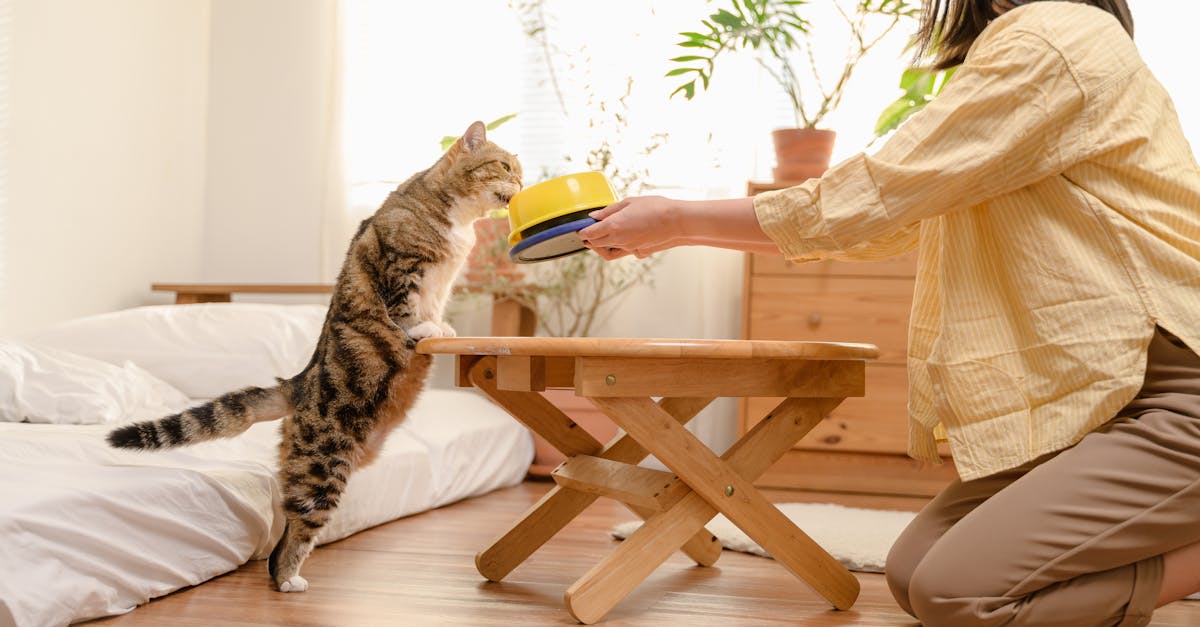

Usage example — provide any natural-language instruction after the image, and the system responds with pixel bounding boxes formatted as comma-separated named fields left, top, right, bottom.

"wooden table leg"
left=469, top=387, right=722, bottom=582
left=469, top=357, right=603, bottom=456
left=565, top=396, right=854, bottom=624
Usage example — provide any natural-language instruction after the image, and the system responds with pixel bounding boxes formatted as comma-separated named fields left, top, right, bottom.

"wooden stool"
left=417, top=337, right=878, bottom=624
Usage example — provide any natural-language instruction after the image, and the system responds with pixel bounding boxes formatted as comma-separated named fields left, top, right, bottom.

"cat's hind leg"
left=268, top=413, right=356, bottom=592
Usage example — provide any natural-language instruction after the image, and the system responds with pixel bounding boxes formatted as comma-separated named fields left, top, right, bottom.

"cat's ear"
left=461, top=121, right=487, bottom=152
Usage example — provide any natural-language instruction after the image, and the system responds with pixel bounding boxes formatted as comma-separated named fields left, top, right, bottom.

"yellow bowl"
left=507, top=172, right=618, bottom=246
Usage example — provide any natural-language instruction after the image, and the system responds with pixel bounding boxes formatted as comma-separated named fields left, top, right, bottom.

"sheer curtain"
left=1136, top=5, right=1200, bottom=149
left=332, top=0, right=917, bottom=452
left=331, top=0, right=919, bottom=289
left=0, top=0, right=9, bottom=333
left=328, top=0, right=525, bottom=278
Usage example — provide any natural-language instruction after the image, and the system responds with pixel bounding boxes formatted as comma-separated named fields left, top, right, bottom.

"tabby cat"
left=107, top=121, right=522, bottom=593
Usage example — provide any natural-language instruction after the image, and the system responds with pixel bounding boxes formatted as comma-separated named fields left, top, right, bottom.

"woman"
left=579, top=1, right=1200, bottom=624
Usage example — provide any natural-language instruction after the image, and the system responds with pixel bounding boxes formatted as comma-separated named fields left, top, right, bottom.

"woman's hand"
left=579, top=195, right=779, bottom=260
left=579, top=196, right=689, bottom=260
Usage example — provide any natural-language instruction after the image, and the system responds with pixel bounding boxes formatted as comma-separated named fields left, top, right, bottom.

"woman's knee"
left=884, top=527, right=925, bottom=617
left=906, top=551, right=1000, bottom=627
left=906, top=559, right=962, bottom=625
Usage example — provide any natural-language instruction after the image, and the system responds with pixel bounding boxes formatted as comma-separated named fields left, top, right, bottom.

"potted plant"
left=874, top=64, right=956, bottom=138
left=668, top=0, right=918, bottom=182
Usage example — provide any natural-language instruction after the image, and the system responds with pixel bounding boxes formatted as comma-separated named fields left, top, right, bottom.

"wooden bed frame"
left=151, top=283, right=535, bottom=337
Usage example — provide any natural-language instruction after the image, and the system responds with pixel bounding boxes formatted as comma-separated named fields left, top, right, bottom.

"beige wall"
left=1, top=0, right=209, bottom=333
left=201, top=0, right=335, bottom=284
left=0, top=0, right=337, bottom=334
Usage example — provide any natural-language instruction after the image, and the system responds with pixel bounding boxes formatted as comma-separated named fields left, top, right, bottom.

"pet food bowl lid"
left=509, top=215, right=598, bottom=264
left=506, top=171, right=617, bottom=246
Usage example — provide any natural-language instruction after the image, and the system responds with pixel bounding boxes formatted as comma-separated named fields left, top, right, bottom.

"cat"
left=106, top=120, right=522, bottom=593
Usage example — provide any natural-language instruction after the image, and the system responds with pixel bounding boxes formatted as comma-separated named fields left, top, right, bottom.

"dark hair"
left=915, top=0, right=1134, bottom=69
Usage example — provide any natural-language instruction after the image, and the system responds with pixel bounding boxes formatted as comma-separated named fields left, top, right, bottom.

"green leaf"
left=485, top=113, right=517, bottom=131
left=711, top=9, right=745, bottom=29
left=669, top=55, right=707, bottom=63
left=671, top=81, right=696, bottom=100
left=664, top=67, right=699, bottom=77
left=874, top=99, right=915, bottom=136
left=874, top=65, right=958, bottom=137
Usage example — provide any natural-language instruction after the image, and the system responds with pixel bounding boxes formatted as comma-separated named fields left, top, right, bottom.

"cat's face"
left=440, top=121, right=523, bottom=225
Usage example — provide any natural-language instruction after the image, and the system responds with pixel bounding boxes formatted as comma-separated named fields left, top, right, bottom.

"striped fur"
left=106, top=384, right=292, bottom=449
left=107, top=121, right=522, bottom=593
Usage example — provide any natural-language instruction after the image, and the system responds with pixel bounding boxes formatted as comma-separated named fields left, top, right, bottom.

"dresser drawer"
left=746, top=275, right=913, bottom=364
left=751, top=251, right=917, bottom=278
left=757, top=450, right=957, bottom=497
left=742, top=363, right=930, bottom=455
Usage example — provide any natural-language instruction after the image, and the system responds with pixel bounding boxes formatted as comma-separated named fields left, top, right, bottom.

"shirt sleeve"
left=754, top=28, right=1088, bottom=262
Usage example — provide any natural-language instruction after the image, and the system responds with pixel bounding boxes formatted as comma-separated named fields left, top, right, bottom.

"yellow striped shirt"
left=754, top=2, right=1200, bottom=480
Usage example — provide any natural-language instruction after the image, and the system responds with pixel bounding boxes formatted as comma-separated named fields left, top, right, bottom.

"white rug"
left=611, top=502, right=916, bottom=573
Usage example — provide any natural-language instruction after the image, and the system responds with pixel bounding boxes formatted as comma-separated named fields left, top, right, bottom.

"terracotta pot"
left=465, top=216, right=523, bottom=284
left=771, top=128, right=836, bottom=184
left=528, top=388, right=620, bottom=478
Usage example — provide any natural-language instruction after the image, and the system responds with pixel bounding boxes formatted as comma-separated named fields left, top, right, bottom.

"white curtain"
left=1136, top=5, right=1200, bottom=148
left=331, top=0, right=920, bottom=294
left=331, top=0, right=918, bottom=453
left=327, top=0, right=525, bottom=278
left=0, top=0, right=9, bottom=334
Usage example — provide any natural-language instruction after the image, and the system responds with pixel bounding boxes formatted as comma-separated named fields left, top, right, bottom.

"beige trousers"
left=886, top=328, right=1200, bottom=626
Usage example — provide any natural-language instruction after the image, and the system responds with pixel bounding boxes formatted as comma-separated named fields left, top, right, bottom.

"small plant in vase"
left=461, top=84, right=666, bottom=476
left=669, top=0, right=918, bottom=182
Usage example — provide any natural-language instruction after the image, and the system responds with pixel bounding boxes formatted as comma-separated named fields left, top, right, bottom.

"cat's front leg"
left=405, top=320, right=455, bottom=341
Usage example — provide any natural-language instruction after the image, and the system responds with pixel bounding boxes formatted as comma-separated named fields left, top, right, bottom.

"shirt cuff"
left=752, top=153, right=883, bottom=262
left=752, top=181, right=830, bottom=262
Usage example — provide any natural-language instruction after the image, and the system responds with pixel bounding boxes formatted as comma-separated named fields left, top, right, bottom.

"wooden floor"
left=89, top=481, right=1200, bottom=626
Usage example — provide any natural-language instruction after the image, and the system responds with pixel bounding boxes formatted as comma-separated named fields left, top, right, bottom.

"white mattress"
left=0, top=388, right=532, bottom=627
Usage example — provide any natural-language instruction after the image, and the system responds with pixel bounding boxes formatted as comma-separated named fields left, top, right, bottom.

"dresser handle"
left=807, top=312, right=822, bottom=328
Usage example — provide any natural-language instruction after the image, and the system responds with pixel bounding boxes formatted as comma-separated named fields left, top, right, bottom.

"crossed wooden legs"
left=467, top=357, right=722, bottom=583
left=573, top=396, right=859, bottom=623
left=466, top=356, right=860, bottom=624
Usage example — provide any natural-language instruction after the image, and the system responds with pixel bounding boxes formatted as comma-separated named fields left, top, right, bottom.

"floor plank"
left=87, top=481, right=1200, bottom=626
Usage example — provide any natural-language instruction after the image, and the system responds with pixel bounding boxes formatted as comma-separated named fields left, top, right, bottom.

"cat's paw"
left=277, top=575, right=309, bottom=593
left=405, top=320, right=446, bottom=341
left=437, top=321, right=457, bottom=338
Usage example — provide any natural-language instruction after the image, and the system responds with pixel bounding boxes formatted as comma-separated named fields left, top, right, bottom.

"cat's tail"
left=106, top=380, right=295, bottom=450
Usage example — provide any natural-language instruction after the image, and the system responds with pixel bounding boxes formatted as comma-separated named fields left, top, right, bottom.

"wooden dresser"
left=741, top=181, right=957, bottom=500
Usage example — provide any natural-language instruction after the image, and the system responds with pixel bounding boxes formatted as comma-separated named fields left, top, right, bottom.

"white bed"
left=0, top=303, right=533, bottom=627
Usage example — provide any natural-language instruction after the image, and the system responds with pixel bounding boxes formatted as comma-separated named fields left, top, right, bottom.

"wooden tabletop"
left=416, top=337, right=879, bottom=360
left=152, top=283, right=334, bottom=295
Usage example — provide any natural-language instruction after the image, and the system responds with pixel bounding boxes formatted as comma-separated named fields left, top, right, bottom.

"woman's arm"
left=578, top=196, right=781, bottom=259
